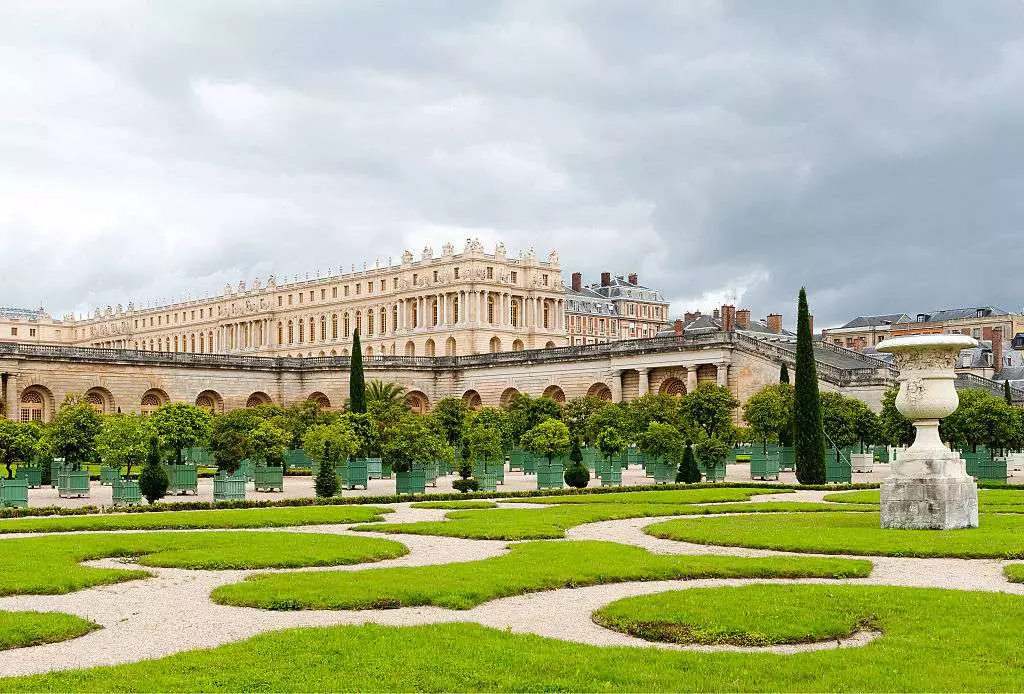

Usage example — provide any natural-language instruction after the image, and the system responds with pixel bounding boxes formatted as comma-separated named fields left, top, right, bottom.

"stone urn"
left=876, top=335, right=979, bottom=529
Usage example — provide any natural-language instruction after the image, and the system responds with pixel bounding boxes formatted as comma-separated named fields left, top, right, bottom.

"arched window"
left=277, top=322, right=283, bottom=345
left=366, top=346, right=374, bottom=356
left=287, top=320, right=294, bottom=344
left=452, top=297, right=459, bottom=324
left=380, top=307, right=387, bottom=334
left=85, top=391, right=105, bottom=413
left=543, top=301, right=551, bottom=328
left=487, top=295, right=495, bottom=324
left=320, top=315, right=327, bottom=342
left=208, top=331, right=214, bottom=351
left=19, top=391, right=44, bottom=423
left=511, top=300, right=519, bottom=327
left=158, top=337, right=163, bottom=351
left=490, top=336, right=501, bottom=353
left=432, top=299, right=439, bottom=326
left=392, top=305, right=398, bottom=332
left=199, top=334, right=205, bottom=353
left=344, top=313, right=351, bottom=337
left=411, top=302, right=418, bottom=328
left=368, top=310, right=375, bottom=336
left=190, top=334, right=196, bottom=352
left=308, top=317, right=315, bottom=343
left=355, top=311, right=361, bottom=336
left=298, top=319, right=305, bottom=343
left=141, top=392, right=162, bottom=416
left=173, top=336, right=179, bottom=352
left=425, top=339, right=435, bottom=357
left=331, top=314, right=338, bottom=340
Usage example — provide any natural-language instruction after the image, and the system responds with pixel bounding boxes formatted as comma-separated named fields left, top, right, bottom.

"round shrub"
left=564, top=462, right=590, bottom=489
left=453, top=478, right=480, bottom=494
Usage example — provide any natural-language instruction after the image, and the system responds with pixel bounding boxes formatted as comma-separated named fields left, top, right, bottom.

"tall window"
left=367, top=310, right=375, bottom=336
left=432, top=299, right=439, bottom=326
left=298, top=319, right=305, bottom=343
left=543, top=302, right=551, bottom=329
left=355, top=311, right=361, bottom=336
left=344, top=313, right=351, bottom=337
left=487, top=295, right=495, bottom=324
left=380, top=307, right=387, bottom=334
left=452, top=298, right=459, bottom=324
left=392, top=305, right=398, bottom=332
left=511, top=300, right=519, bottom=327
left=288, top=320, right=294, bottom=344
left=321, top=316, right=327, bottom=341
left=308, top=317, right=315, bottom=343
left=331, top=314, right=338, bottom=340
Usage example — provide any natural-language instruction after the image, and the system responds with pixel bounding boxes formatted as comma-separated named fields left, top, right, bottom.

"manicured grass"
left=409, top=501, right=498, bottom=510
left=211, top=540, right=870, bottom=610
left=0, top=532, right=407, bottom=596
left=0, top=611, right=100, bottom=650
left=647, top=511, right=1024, bottom=558
left=0, top=505, right=392, bottom=534
left=1003, top=564, right=1024, bottom=583
left=10, top=587, right=1024, bottom=691
left=592, top=585, right=879, bottom=646
left=824, top=488, right=1024, bottom=509
left=504, top=488, right=789, bottom=505
left=356, top=502, right=870, bottom=540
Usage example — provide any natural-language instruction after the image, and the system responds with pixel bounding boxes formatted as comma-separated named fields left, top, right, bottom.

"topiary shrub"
left=677, top=444, right=702, bottom=484
left=138, top=437, right=170, bottom=504
left=452, top=478, right=480, bottom=494
left=564, top=462, right=590, bottom=489
left=314, top=442, right=340, bottom=499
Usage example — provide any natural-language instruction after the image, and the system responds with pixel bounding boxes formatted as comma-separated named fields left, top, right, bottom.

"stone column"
left=638, top=368, right=650, bottom=396
left=716, top=361, right=729, bottom=387
left=687, top=366, right=698, bottom=393
left=610, top=370, right=623, bottom=403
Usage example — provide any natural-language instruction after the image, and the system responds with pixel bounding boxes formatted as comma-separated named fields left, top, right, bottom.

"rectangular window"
left=454, top=267, right=460, bottom=280
left=412, top=273, right=418, bottom=286
left=510, top=271, right=517, bottom=283
left=433, top=270, right=439, bottom=283
left=486, top=266, right=493, bottom=279
left=309, top=291, right=314, bottom=302
left=134, top=320, right=138, bottom=329
left=191, top=310, right=195, bottom=320
left=393, top=277, right=399, bottom=289
left=344, top=285, right=350, bottom=297
left=9, top=328, right=16, bottom=336
left=332, top=287, right=338, bottom=298
left=367, top=282, right=372, bottom=293
left=29, top=328, right=36, bottom=337
left=380, top=279, right=385, bottom=292
left=542, top=274, right=548, bottom=286
left=158, top=316, right=162, bottom=325
left=200, top=309, right=204, bottom=319
left=299, top=293, right=303, bottom=304
left=288, top=295, right=293, bottom=305
left=356, top=284, right=361, bottom=295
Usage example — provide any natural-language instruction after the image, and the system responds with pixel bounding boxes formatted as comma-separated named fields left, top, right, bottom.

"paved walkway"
left=0, top=496, right=1018, bottom=676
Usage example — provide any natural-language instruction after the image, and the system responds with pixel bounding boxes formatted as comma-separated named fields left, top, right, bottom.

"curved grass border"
left=409, top=501, right=498, bottom=510
left=211, top=540, right=870, bottom=610
left=646, top=512, right=1024, bottom=558
left=0, top=611, right=100, bottom=651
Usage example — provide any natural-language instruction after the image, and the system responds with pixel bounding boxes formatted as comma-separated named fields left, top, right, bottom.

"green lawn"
left=211, top=540, right=870, bottom=610
left=1003, top=564, right=1024, bottom=583
left=0, top=611, right=100, bottom=651
left=8, top=587, right=1024, bottom=691
left=0, top=505, right=391, bottom=534
left=824, top=488, right=1024, bottom=511
left=503, top=488, right=789, bottom=505
left=409, top=501, right=498, bottom=510
left=356, top=502, right=871, bottom=540
left=592, top=584, right=879, bottom=646
left=647, top=511, right=1024, bottom=558
left=0, top=531, right=407, bottom=596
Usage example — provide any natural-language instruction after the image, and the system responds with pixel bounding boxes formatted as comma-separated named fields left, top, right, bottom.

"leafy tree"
left=382, top=415, right=453, bottom=473
left=433, top=397, right=470, bottom=446
left=505, top=394, right=561, bottom=444
left=365, top=380, right=406, bottom=405
left=561, top=396, right=606, bottom=441
left=278, top=400, right=331, bottom=449
left=470, top=408, right=513, bottom=450
left=585, top=403, right=629, bottom=447
left=1006, top=380, right=1014, bottom=406
left=879, top=385, right=914, bottom=447
left=349, top=330, right=366, bottom=414
left=0, top=419, right=38, bottom=480
left=208, top=409, right=260, bottom=475
left=595, top=426, right=627, bottom=466
left=50, top=396, right=103, bottom=469
left=314, top=441, right=340, bottom=498
left=682, top=382, right=738, bottom=440
left=941, top=389, right=1020, bottom=454
left=96, top=413, right=154, bottom=478
left=742, top=384, right=794, bottom=452
left=563, top=437, right=589, bottom=489
left=520, top=419, right=571, bottom=466
left=695, top=436, right=732, bottom=481
left=793, top=287, right=826, bottom=484
left=820, top=392, right=857, bottom=452
left=780, top=363, right=790, bottom=384
left=847, top=399, right=880, bottom=453
left=249, top=420, right=290, bottom=467
left=150, top=403, right=212, bottom=465
left=468, top=424, right=504, bottom=470
left=625, top=394, right=684, bottom=437
left=636, top=421, right=685, bottom=465
left=676, top=443, right=702, bottom=484
left=303, top=420, right=360, bottom=465
left=138, top=437, right=169, bottom=504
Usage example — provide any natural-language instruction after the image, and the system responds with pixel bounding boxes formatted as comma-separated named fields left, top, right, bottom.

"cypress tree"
left=676, top=444, right=702, bottom=484
left=793, top=287, right=826, bottom=484
left=349, top=330, right=366, bottom=414
left=314, top=442, right=339, bottom=498
left=138, top=436, right=169, bottom=504
left=1005, top=379, right=1013, bottom=405
left=780, top=363, right=790, bottom=384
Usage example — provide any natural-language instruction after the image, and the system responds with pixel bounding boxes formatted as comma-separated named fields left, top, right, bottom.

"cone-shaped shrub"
left=349, top=331, right=366, bottom=414
left=793, top=287, right=826, bottom=484
left=138, top=436, right=169, bottom=504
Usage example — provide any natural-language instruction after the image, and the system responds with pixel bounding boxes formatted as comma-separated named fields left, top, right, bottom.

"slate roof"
left=837, top=313, right=912, bottom=329
left=587, top=277, right=666, bottom=303
left=916, top=306, right=1010, bottom=322
left=0, top=307, right=43, bottom=320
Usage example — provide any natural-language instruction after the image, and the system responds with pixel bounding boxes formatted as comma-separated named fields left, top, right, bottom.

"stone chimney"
left=809, top=315, right=814, bottom=335
left=713, top=308, right=720, bottom=320
left=721, top=304, right=735, bottom=332
left=993, top=327, right=1004, bottom=372
left=684, top=311, right=701, bottom=324
left=571, top=272, right=582, bottom=291
left=674, top=319, right=684, bottom=337
left=601, top=271, right=611, bottom=287
left=628, top=273, right=638, bottom=285
left=767, top=313, right=782, bottom=334
left=736, top=308, right=751, bottom=329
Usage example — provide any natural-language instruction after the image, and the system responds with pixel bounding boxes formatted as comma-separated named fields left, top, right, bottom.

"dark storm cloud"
left=2, top=0, right=1023, bottom=328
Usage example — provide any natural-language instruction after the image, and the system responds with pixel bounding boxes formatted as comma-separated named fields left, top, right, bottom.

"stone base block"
left=880, top=477, right=979, bottom=530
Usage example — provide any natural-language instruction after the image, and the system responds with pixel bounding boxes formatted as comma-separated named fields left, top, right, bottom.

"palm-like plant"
left=365, top=380, right=407, bottom=405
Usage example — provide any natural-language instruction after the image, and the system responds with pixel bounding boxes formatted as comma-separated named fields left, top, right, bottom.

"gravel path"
left=0, top=494, right=1018, bottom=676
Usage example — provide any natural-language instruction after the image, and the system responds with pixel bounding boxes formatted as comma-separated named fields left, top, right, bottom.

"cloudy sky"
left=2, top=0, right=1023, bottom=329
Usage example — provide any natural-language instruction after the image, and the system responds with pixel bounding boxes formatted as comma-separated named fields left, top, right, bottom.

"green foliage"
left=793, top=287, right=826, bottom=484
left=941, top=388, right=1022, bottom=452
left=742, top=383, right=794, bottom=448
left=313, top=442, right=339, bottom=498
left=212, top=540, right=868, bottom=611
left=303, top=420, right=360, bottom=464
left=432, top=397, right=470, bottom=446
left=50, top=396, right=103, bottom=468
left=625, top=393, right=684, bottom=437
left=349, top=330, right=366, bottom=414
left=208, top=409, right=258, bottom=474
left=150, top=403, right=212, bottom=465
left=820, top=391, right=857, bottom=450
left=563, top=461, right=590, bottom=489
left=694, top=437, right=731, bottom=477
left=248, top=420, right=290, bottom=467
left=520, top=419, right=571, bottom=464
left=0, top=419, right=39, bottom=480
left=452, top=478, right=480, bottom=494
left=137, top=438, right=169, bottom=504
left=469, top=408, right=512, bottom=450
left=0, top=611, right=99, bottom=651
left=879, top=385, right=915, bottom=447
left=560, top=396, right=606, bottom=441
left=504, top=394, right=562, bottom=444
left=682, top=382, right=738, bottom=440
left=780, top=362, right=790, bottom=383
left=382, top=415, right=453, bottom=473
left=677, top=444, right=701, bottom=484
left=568, top=437, right=583, bottom=464
left=95, top=414, right=154, bottom=478
left=637, top=421, right=685, bottom=463
left=365, top=379, right=406, bottom=406
left=467, top=424, right=503, bottom=468
left=584, top=403, right=629, bottom=447
left=595, top=426, right=627, bottom=463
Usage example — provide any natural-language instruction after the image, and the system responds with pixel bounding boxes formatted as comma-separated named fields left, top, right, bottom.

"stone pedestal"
left=880, top=477, right=978, bottom=530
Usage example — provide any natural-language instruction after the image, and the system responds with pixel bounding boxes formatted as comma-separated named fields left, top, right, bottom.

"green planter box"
left=733, top=447, right=753, bottom=462
left=423, top=461, right=439, bottom=488
left=58, top=470, right=90, bottom=498
left=99, top=465, right=121, bottom=486
left=50, top=458, right=66, bottom=489
left=652, top=459, right=675, bottom=484
left=477, top=470, right=498, bottom=492
left=536, top=461, right=564, bottom=490
left=598, top=465, right=622, bottom=487
left=240, top=459, right=255, bottom=482
left=163, top=464, right=198, bottom=495
left=582, top=447, right=600, bottom=471
left=522, top=453, right=539, bottom=475
left=213, top=473, right=246, bottom=502
left=112, top=477, right=142, bottom=506
left=341, top=460, right=369, bottom=490
left=750, top=455, right=780, bottom=481
left=826, top=451, right=852, bottom=483
left=0, top=477, right=28, bottom=508
left=874, top=446, right=890, bottom=463
left=976, top=460, right=1008, bottom=484
left=254, top=465, right=285, bottom=492
left=960, top=450, right=982, bottom=478
left=183, top=447, right=214, bottom=467
left=395, top=466, right=426, bottom=495
left=283, top=448, right=312, bottom=471
left=473, top=462, right=505, bottom=486
left=16, top=466, right=42, bottom=489
left=365, top=458, right=384, bottom=479
left=508, top=449, right=527, bottom=472
left=778, top=446, right=795, bottom=471
left=703, top=462, right=726, bottom=483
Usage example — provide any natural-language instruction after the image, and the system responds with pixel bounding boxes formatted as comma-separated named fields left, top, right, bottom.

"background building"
left=821, top=314, right=912, bottom=349
left=587, top=272, right=670, bottom=340
left=565, top=273, right=619, bottom=345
